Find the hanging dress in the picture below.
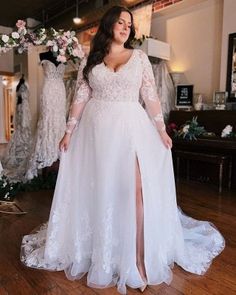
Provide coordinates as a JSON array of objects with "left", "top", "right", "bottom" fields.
[{"left": 2, "top": 84, "right": 32, "bottom": 182}]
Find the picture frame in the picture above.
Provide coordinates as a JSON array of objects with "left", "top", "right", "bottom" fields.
[
  {"left": 176, "top": 84, "right": 194, "bottom": 108},
  {"left": 213, "top": 91, "right": 227, "bottom": 110},
  {"left": 226, "top": 33, "right": 236, "bottom": 102}
]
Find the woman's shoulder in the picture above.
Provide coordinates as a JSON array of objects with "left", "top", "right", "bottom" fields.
[
  {"left": 134, "top": 48, "right": 148, "bottom": 60},
  {"left": 133, "top": 48, "right": 149, "bottom": 66},
  {"left": 134, "top": 48, "right": 146, "bottom": 56}
]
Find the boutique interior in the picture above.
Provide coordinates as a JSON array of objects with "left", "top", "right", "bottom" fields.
[{"left": 0, "top": 0, "right": 236, "bottom": 294}]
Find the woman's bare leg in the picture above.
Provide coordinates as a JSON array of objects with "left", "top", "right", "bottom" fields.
[{"left": 135, "top": 157, "right": 147, "bottom": 282}]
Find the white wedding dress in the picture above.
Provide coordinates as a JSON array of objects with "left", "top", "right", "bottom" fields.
[
  {"left": 2, "top": 84, "right": 32, "bottom": 182},
  {"left": 25, "top": 60, "right": 66, "bottom": 180},
  {"left": 21, "top": 49, "right": 224, "bottom": 294}
]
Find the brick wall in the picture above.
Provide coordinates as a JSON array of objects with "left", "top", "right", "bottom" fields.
[{"left": 152, "top": 0, "right": 183, "bottom": 13}]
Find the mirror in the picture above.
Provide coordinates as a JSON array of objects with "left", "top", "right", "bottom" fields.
[{"left": 226, "top": 33, "right": 236, "bottom": 102}]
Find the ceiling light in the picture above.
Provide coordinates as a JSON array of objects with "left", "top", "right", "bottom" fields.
[
  {"left": 73, "top": 17, "right": 82, "bottom": 25},
  {"left": 73, "top": 0, "right": 81, "bottom": 25}
]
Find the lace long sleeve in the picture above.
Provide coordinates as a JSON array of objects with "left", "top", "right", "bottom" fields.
[
  {"left": 65, "top": 58, "right": 92, "bottom": 134},
  {"left": 139, "top": 51, "right": 166, "bottom": 133}
]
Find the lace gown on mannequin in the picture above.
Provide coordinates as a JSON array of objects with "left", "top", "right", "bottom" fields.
[
  {"left": 21, "top": 49, "right": 224, "bottom": 294},
  {"left": 25, "top": 60, "right": 66, "bottom": 180},
  {"left": 2, "top": 84, "right": 32, "bottom": 182}
]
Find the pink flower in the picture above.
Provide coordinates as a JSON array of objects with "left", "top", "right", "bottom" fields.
[
  {"left": 72, "top": 37, "right": 79, "bottom": 43},
  {"left": 46, "top": 40, "right": 54, "bottom": 47},
  {"left": 72, "top": 48, "right": 84, "bottom": 58},
  {"left": 168, "top": 123, "right": 177, "bottom": 130},
  {"left": 16, "top": 20, "right": 26, "bottom": 29},
  {"left": 64, "top": 31, "right": 71, "bottom": 38},
  {"left": 56, "top": 54, "right": 67, "bottom": 63}
]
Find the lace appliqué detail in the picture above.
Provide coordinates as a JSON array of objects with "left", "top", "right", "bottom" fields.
[
  {"left": 65, "top": 116, "right": 78, "bottom": 134},
  {"left": 138, "top": 50, "right": 166, "bottom": 132},
  {"left": 65, "top": 57, "right": 92, "bottom": 135}
]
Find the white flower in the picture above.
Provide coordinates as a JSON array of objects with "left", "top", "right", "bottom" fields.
[
  {"left": 40, "top": 34, "right": 46, "bottom": 41},
  {"left": 56, "top": 54, "right": 67, "bottom": 63},
  {"left": 0, "top": 47, "right": 8, "bottom": 53},
  {"left": 221, "top": 125, "right": 233, "bottom": 137},
  {"left": 67, "top": 46, "right": 72, "bottom": 54},
  {"left": 34, "top": 40, "right": 42, "bottom": 45},
  {"left": 52, "top": 44, "right": 58, "bottom": 52},
  {"left": 18, "top": 27, "right": 27, "bottom": 35},
  {"left": 4, "top": 192, "right": 10, "bottom": 198},
  {"left": 59, "top": 49, "right": 65, "bottom": 55},
  {"left": 51, "top": 28, "right": 57, "bottom": 36},
  {"left": 67, "top": 38, "right": 72, "bottom": 44},
  {"left": 46, "top": 40, "right": 54, "bottom": 47},
  {"left": 183, "top": 125, "right": 190, "bottom": 134},
  {"left": 12, "top": 32, "right": 20, "bottom": 39},
  {"left": 18, "top": 47, "right": 24, "bottom": 54},
  {"left": 64, "top": 31, "right": 71, "bottom": 38},
  {"left": 2, "top": 35, "right": 9, "bottom": 43},
  {"left": 72, "top": 48, "right": 84, "bottom": 58}
]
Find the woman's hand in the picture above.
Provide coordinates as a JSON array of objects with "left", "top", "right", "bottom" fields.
[
  {"left": 159, "top": 130, "right": 172, "bottom": 149},
  {"left": 59, "top": 133, "right": 71, "bottom": 152}
]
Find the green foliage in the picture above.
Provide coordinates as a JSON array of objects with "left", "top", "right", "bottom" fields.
[
  {"left": 131, "top": 35, "right": 148, "bottom": 47},
  {"left": 0, "top": 172, "right": 57, "bottom": 202},
  {"left": 0, "top": 175, "right": 20, "bottom": 201},
  {"left": 174, "top": 116, "right": 206, "bottom": 141}
]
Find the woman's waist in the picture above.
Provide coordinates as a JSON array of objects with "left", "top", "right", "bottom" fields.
[{"left": 90, "top": 96, "right": 139, "bottom": 103}]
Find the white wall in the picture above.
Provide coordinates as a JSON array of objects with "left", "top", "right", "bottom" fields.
[
  {"left": 151, "top": 0, "right": 223, "bottom": 102},
  {"left": 0, "top": 26, "right": 14, "bottom": 73},
  {"left": 220, "top": 0, "right": 236, "bottom": 90}
]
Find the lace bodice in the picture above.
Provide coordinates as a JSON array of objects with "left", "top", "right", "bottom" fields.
[
  {"left": 41, "top": 60, "right": 65, "bottom": 80},
  {"left": 65, "top": 49, "right": 165, "bottom": 134}
]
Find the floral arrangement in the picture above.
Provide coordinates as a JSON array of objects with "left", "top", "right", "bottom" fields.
[
  {"left": 221, "top": 125, "right": 236, "bottom": 138},
  {"left": 0, "top": 172, "right": 58, "bottom": 202},
  {"left": 131, "top": 34, "right": 148, "bottom": 47},
  {"left": 0, "top": 20, "right": 84, "bottom": 63},
  {"left": 0, "top": 175, "right": 19, "bottom": 201},
  {"left": 168, "top": 116, "right": 206, "bottom": 141},
  {"left": 131, "top": 35, "right": 159, "bottom": 47}
]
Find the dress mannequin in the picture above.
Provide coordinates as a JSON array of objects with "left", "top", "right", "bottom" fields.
[
  {"left": 16, "top": 75, "right": 25, "bottom": 105},
  {"left": 39, "top": 50, "right": 60, "bottom": 67}
]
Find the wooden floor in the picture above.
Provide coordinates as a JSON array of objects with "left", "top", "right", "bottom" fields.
[{"left": 0, "top": 181, "right": 236, "bottom": 295}]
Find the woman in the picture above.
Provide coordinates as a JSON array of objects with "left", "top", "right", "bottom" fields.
[{"left": 21, "top": 6, "right": 225, "bottom": 294}]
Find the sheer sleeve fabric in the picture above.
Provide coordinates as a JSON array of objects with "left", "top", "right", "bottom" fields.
[
  {"left": 65, "top": 58, "right": 92, "bottom": 134},
  {"left": 139, "top": 50, "right": 166, "bottom": 133}
]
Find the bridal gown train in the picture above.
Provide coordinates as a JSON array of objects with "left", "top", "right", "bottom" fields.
[{"left": 21, "top": 49, "right": 225, "bottom": 294}]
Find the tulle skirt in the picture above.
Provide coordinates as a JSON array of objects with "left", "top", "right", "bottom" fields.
[{"left": 21, "top": 99, "right": 225, "bottom": 294}]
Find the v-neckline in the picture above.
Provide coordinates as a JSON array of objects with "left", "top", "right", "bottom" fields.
[{"left": 103, "top": 49, "right": 135, "bottom": 74}]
